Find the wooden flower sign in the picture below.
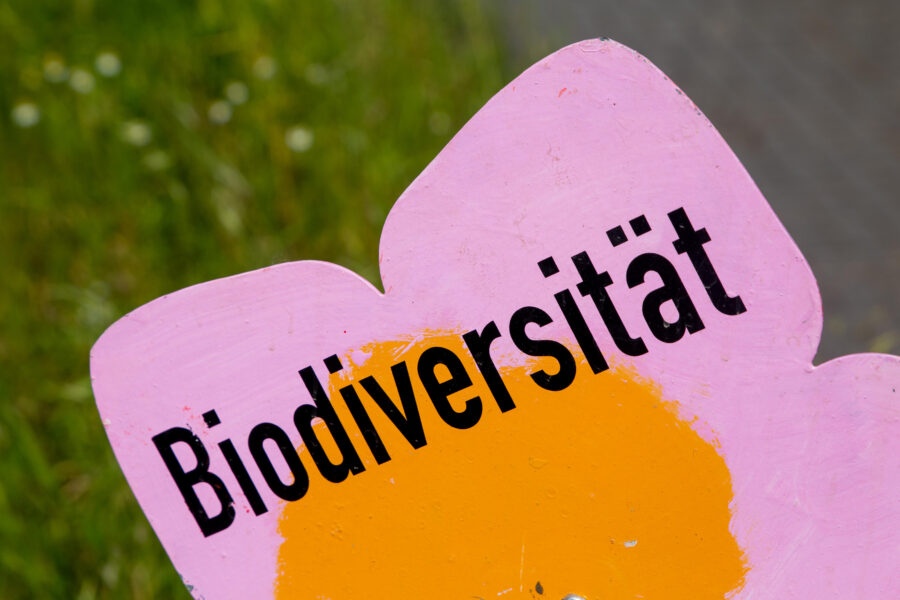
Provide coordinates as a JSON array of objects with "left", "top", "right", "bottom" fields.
[{"left": 90, "top": 40, "right": 899, "bottom": 599}]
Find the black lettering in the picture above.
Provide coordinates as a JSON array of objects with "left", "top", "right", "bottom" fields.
[
  {"left": 509, "top": 306, "right": 577, "bottom": 391},
  {"left": 626, "top": 252, "right": 705, "bottom": 343},
  {"left": 417, "top": 346, "right": 482, "bottom": 429},
  {"left": 204, "top": 410, "right": 267, "bottom": 515},
  {"left": 218, "top": 438, "right": 268, "bottom": 516},
  {"left": 324, "top": 356, "right": 391, "bottom": 464},
  {"left": 247, "top": 422, "right": 310, "bottom": 501},
  {"left": 554, "top": 289, "right": 609, "bottom": 374},
  {"left": 462, "top": 321, "right": 515, "bottom": 412},
  {"left": 340, "top": 383, "right": 392, "bottom": 464},
  {"left": 152, "top": 427, "right": 235, "bottom": 537},
  {"left": 359, "top": 362, "right": 427, "bottom": 450},
  {"left": 296, "top": 366, "right": 365, "bottom": 483},
  {"left": 539, "top": 257, "right": 608, "bottom": 374},
  {"left": 668, "top": 207, "right": 746, "bottom": 316},
  {"left": 571, "top": 251, "right": 648, "bottom": 357}
]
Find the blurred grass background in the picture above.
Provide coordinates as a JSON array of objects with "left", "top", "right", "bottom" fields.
[
  {"left": 2, "top": 0, "right": 897, "bottom": 598},
  {"left": 0, "top": 1, "right": 510, "bottom": 597}
]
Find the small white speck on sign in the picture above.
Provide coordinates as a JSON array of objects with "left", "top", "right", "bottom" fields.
[{"left": 624, "top": 539, "right": 638, "bottom": 548}]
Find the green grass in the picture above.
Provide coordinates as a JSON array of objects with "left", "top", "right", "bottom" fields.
[{"left": 0, "top": 1, "right": 510, "bottom": 596}]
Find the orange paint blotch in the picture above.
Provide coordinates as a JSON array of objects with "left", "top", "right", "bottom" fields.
[{"left": 276, "top": 333, "right": 746, "bottom": 599}]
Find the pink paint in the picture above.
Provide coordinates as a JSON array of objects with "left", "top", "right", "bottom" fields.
[{"left": 91, "top": 40, "right": 899, "bottom": 598}]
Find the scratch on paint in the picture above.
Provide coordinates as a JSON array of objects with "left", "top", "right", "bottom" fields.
[{"left": 519, "top": 535, "right": 526, "bottom": 592}]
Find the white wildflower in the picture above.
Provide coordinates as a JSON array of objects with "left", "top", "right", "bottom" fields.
[
  {"left": 11, "top": 102, "right": 40, "bottom": 128},
  {"left": 252, "top": 55, "right": 277, "bottom": 80},
  {"left": 43, "top": 58, "right": 68, "bottom": 83},
  {"left": 95, "top": 52, "right": 122, "bottom": 77},
  {"left": 285, "top": 126, "right": 314, "bottom": 152},
  {"left": 69, "top": 68, "right": 95, "bottom": 94},
  {"left": 207, "top": 100, "right": 232, "bottom": 124},
  {"left": 121, "top": 120, "right": 152, "bottom": 146},
  {"left": 224, "top": 81, "right": 248, "bottom": 105}
]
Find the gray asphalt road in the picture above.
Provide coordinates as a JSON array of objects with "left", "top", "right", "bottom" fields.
[{"left": 500, "top": 0, "right": 899, "bottom": 361}]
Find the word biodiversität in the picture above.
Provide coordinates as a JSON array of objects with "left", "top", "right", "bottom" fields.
[{"left": 153, "top": 207, "right": 747, "bottom": 537}]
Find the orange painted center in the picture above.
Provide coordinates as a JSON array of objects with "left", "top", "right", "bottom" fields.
[{"left": 276, "top": 334, "right": 746, "bottom": 599}]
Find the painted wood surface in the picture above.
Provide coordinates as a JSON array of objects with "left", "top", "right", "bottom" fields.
[{"left": 90, "top": 40, "right": 899, "bottom": 599}]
